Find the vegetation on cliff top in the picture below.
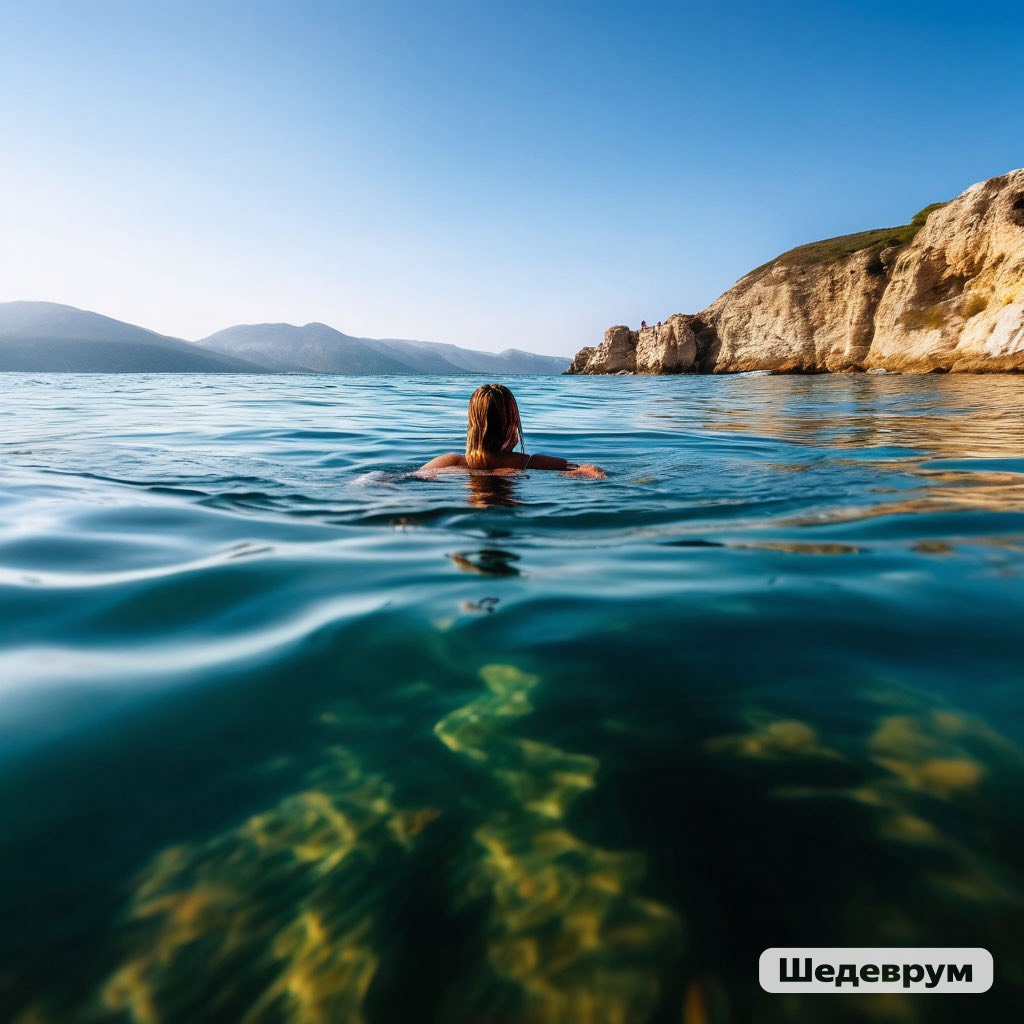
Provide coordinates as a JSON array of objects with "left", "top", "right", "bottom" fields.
[{"left": 745, "top": 202, "right": 949, "bottom": 281}]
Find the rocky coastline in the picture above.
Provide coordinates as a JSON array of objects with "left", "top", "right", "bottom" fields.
[{"left": 568, "top": 169, "right": 1024, "bottom": 374}]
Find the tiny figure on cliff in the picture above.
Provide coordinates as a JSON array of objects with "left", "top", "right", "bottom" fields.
[
  {"left": 417, "top": 383, "right": 606, "bottom": 478},
  {"left": 640, "top": 320, "right": 648, "bottom": 330},
  {"left": 657, "top": 321, "right": 662, "bottom": 329}
]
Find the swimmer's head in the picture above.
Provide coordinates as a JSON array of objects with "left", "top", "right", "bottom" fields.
[{"left": 466, "top": 383, "right": 524, "bottom": 465}]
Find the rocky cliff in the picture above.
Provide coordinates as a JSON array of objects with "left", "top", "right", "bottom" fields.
[{"left": 568, "top": 169, "right": 1024, "bottom": 374}]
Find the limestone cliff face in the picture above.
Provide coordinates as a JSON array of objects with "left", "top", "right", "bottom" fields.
[
  {"left": 700, "top": 246, "right": 891, "bottom": 372},
  {"left": 569, "top": 314, "right": 699, "bottom": 374},
  {"left": 567, "top": 169, "right": 1024, "bottom": 374},
  {"left": 868, "top": 173, "right": 1024, "bottom": 371}
]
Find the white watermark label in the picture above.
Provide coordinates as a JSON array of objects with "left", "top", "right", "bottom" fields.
[{"left": 760, "top": 948, "right": 993, "bottom": 993}]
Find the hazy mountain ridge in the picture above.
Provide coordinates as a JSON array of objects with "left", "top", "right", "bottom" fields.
[
  {"left": 0, "top": 302, "right": 570, "bottom": 374},
  {"left": 196, "top": 323, "right": 414, "bottom": 375},
  {"left": 0, "top": 302, "right": 260, "bottom": 373},
  {"left": 195, "top": 323, "right": 571, "bottom": 375}
]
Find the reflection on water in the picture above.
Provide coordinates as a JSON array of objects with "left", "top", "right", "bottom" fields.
[
  {"left": 694, "top": 374, "right": 1024, "bottom": 459},
  {"left": 733, "top": 540, "right": 863, "bottom": 555},
  {"left": 465, "top": 472, "right": 522, "bottom": 508},
  {"left": 2, "top": 373, "right": 1024, "bottom": 1023},
  {"left": 449, "top": 549, "right": 523, "bottom": 576},
  {"left": 460, "top": 595, "right": 501, "bottom": 614},
  {"left": 788, "top": 467, "right": 1024, "bottom": 526}
]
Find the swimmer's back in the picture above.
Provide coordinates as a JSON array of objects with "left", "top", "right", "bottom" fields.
[{"left": 417, "top": 451, "right": 605, "bottom": 477}]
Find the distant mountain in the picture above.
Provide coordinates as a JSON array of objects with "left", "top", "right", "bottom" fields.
[
  {"left": 196, "top": 323, "right": 571, "bottom": 375},
  {"left": 195, "top": 323, "right": 412, "bottom": 374},
  {"left": 0, "top": 302, "right": 571, "bottom": 375},
  {"left": 0, "top": 302, "right": 261, "bottom": 373}
]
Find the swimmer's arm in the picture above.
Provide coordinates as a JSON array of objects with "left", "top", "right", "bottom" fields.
[
  {"left": 527, "top": 454, "right": 607, "bottom": 478},
  {"left": 417, "top": 453, "right": 467, "bottom": 472},
  {"left": 563, "top": 463, "right": 607, "bottom": 478}
]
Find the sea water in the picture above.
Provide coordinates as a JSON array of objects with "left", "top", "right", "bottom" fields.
[{"left": 1, "top": 372, "right": 1022, "bottom": 1024}]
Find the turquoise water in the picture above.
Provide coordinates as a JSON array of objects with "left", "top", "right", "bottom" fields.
[{"left": 2, "top": 372, "right": 1023, "bottom": 1024}]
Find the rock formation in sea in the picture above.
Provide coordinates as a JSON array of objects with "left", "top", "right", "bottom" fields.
[{"left": 568, "top": 169, "right": 1024, "bottom": 374}]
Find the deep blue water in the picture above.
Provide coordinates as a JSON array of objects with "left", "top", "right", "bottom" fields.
[{"left": 2, "top": 372, "right": 1023, "bottom": 1024}]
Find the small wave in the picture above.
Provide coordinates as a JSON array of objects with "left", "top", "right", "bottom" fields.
[{"left": 352, "top": 470, "right": 404, "bottom": 488}]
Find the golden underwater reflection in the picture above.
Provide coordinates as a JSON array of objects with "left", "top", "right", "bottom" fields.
[
  {"left": 704, "top": 714, "right": 843, "bottom": 762},
  {"left": 97, "top": 746, "right": 412, "bottom": 1024},
  {"left": 701, "top": 693, "right": 1024, "bottom": 1023},
  {"left": 706, "top": 693, "right": 1024, "bottom": 911},
  {"left": 19, "top": 657, "right": 1022, "bottom": 1024},
  {"left": 435, "top": 663, "right": 682, "bottom": 1024},
  {"left": 30, "top": 663, "right": 680, "bottom": 1024}
]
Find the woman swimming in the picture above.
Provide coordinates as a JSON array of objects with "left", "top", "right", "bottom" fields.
[{"left": 418, "top": 383, "right": 606, "bottom": 477}]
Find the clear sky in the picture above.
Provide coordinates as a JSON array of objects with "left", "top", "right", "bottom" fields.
[{"left": 1, "top": 1, "right": 1021, "bottom": 355}]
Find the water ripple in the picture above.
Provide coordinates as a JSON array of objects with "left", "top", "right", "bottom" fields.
[{"left": 2, "top": 372, "right": 1024, "bottom": 1023}]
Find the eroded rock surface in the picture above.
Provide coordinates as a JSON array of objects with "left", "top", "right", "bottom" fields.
[
  {"left": 569, "top": 314, "right": 699, "bottom": 374},
  {"left": 568, "top": 169, "right": 1024, "bottom": 374}
]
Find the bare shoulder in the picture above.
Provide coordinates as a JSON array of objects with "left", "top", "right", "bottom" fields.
[{"left": 417, "top": 453, "right": 468, "bottom": 473}]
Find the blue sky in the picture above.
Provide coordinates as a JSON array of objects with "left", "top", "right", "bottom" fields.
[{"left": 1, "top": 0, "right": 1021, "bottom": 354}]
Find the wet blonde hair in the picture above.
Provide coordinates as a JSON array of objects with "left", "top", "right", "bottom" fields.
[{"left": 465, "top": 383, "right": 524, "bottom": 468}]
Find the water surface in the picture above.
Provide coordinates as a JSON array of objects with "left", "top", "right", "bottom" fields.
[{"left": 2, "top": 373, "right": 1023, "bottom": 1023}]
